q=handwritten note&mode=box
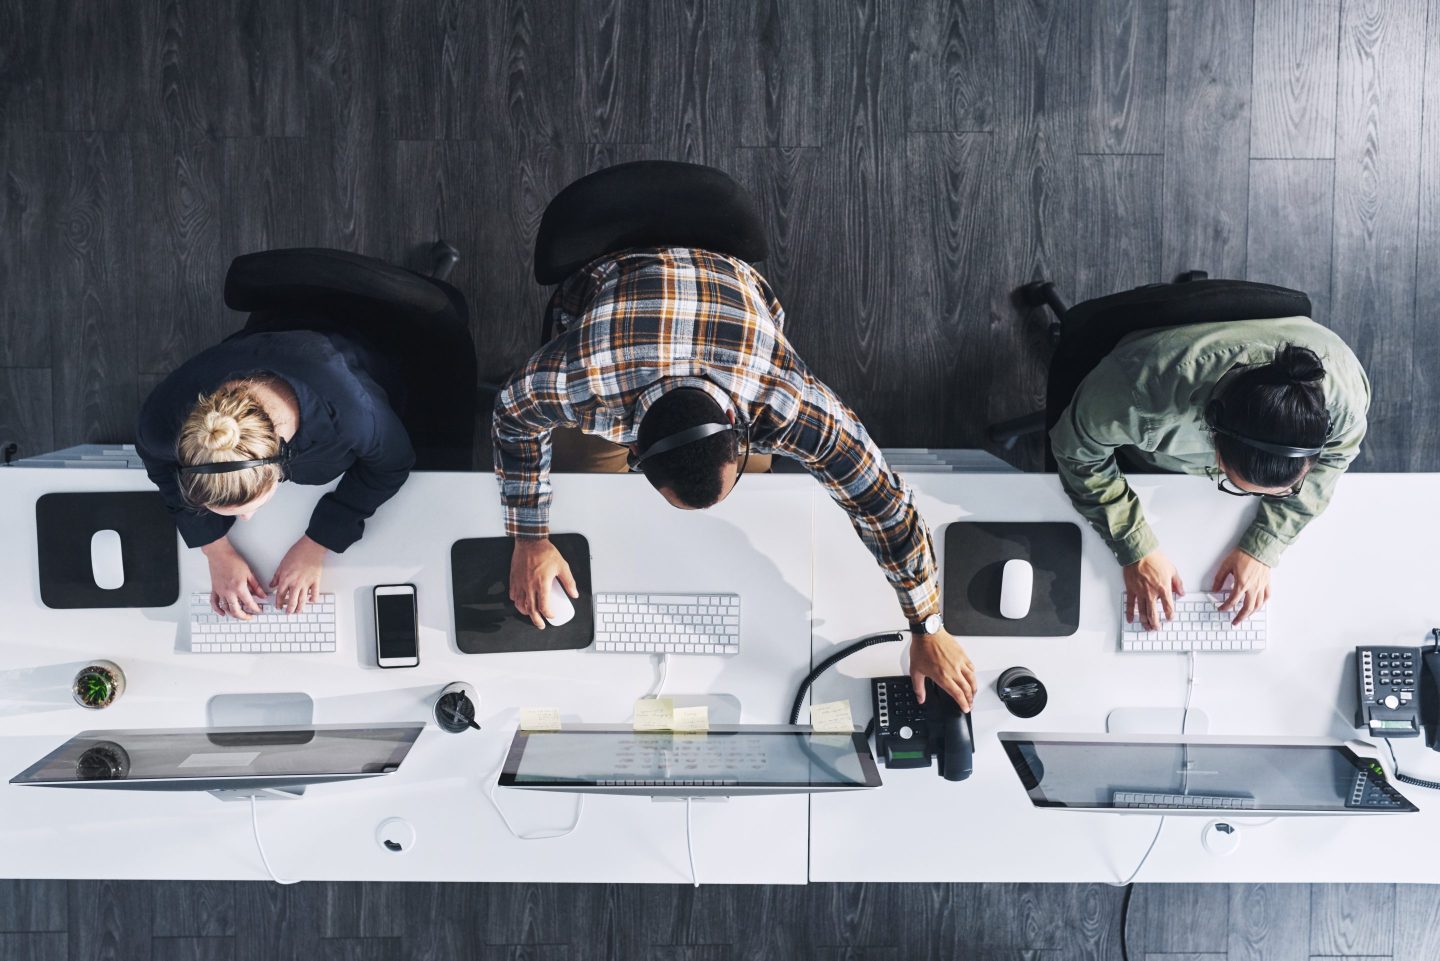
[672,705,710,732]
[633,697,675,731]
[518,707,562,731]
[809,699,855,733]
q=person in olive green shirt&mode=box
[1050,317,1370,630]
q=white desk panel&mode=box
[0,469,816,883]
[809,473,1440,883]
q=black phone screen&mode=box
[376,591,418,659]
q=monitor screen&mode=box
[999,733,1417,814]
[11,724,424,791]
[499,725,882,795]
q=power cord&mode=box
[685,797,699,887]
[248,795,300,885]
[1112,651,1199,958]
[485,734,585,840]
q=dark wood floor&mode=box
[2,0,1437,956]
[2,0,1437,471]
[1,880,1438,961]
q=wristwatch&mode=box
[908,612,943,635]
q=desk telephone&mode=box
[1354,641,1440,748]
[870,676,974,781]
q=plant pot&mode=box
[73,660,125,710]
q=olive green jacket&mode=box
[1049,316,1370,567]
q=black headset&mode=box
[177,438,294,478]
[627,386,752,473]
[1203,399,1330,459]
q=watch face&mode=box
[916,614,942,634]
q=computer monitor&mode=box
[499,724,883,797]
[10,724,424,800]
[998,732,1418,815]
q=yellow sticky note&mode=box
[519,707,561,731]
[809,699,855,733]
[672,705,709,732]
[633,697,675,731]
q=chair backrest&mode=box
[532,161,768,286]
[225,247,456,320]
[224,247,477,470]
[1045,279,1313,431]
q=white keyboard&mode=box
[1113,791,1257,810]
[187,592,337,653]
[593,592,740,655]
[1119,591,1267,652]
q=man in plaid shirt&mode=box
[492,247,976,709]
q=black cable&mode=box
[1119,884,1135,961]
[1386,738,1440,790]
[788,632,904,724]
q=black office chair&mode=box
[223,244,478,471]
[987,271,1314,462]
[532,160,768,339]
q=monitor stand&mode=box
[204,693,316,802]
[206,692,314,728]
[1106,707,1210,735]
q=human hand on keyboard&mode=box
[1123,549,1185,631]
[270,535,327,614]
[1211,547,1270,625]
[201,536,267,619]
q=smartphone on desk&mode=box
[374,584,419,669]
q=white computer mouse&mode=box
[543,576,576,627]
[90,529,125,590]
[999,558,1033,620]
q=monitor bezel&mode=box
[996,731,1418,815]
[499,723,883,796]
[10,723,425,791]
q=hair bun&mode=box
[201,411,241,452]
[1275,344,1325,386]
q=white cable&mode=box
[685,797,700,887]
[485,737,584,841]
[1108,652,1198,887]
[248,795,300,885]
[645,653,670,699]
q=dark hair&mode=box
[636,388,737,507]
[1209,344,1329,489]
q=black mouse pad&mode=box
[942,522,1080,637]
[451,533,593,653]
[36,491,180,609]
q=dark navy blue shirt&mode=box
[136,330,415,552]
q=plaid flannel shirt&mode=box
[491,247,940,621]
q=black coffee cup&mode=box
[997,666,1047,718]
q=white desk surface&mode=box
[9,466,1440,885]
[0,469,816,883]
[808,472,1440,883]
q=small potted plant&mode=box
[72,660,125,710]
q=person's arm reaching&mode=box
[769,369,975,708]
[491,339,580,628]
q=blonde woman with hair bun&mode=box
[137,329,415,620]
